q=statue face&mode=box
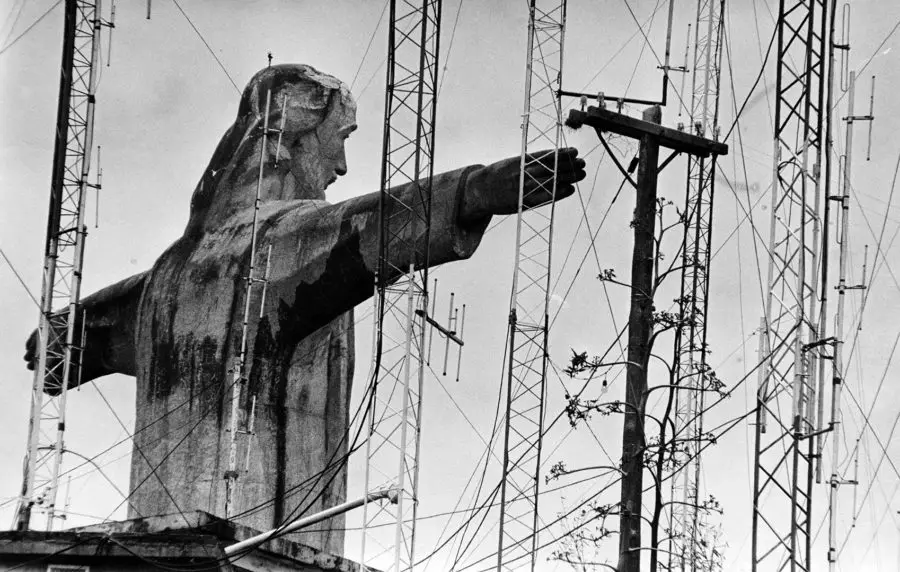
[289,100,358,199]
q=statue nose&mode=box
[335,155,347,176]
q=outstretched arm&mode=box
[24,272,145,391]
[264,148,586,339]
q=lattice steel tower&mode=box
[752,0,829,570]
[360,1,441,570]
[671,0,725,569]
[15,0,103,531]
[496,1,566,570]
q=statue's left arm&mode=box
[24,272,145,391]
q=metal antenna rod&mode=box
[427,279,438,364]
[442,293,454,376]
[455,304,466,382]
[93,146,103,228]
[827,68,870,572]
[224,89,273,519]
[677,23,692,119]
[866,75,875,160]
[106,1,115,66]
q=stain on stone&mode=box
[191,259,220,285]
[282,220,372,343]
[247,316,275,405]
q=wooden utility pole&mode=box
[619,105,661,572]
[566,102,726,572]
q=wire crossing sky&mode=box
[2,1,900,570]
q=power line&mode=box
[170,0,241,94]
[0,246,40,308]
[0,0,62,57]
[0,0,28,47]
[437,0,465,97]
[721,18,777,142]
[349,0,388,91]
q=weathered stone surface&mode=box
[26,64,585,555]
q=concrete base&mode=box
[0,511,372,572]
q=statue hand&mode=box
[23,326,68,395]
[459,147,586,223]
[24,328,38,372]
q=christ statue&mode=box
[24,64,585,554]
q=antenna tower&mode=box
[752,0,829,570]
[15,0,104,531]
[496,1,566,569]
[670,0,725,568]
[360,1,441,570]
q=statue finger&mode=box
[557,163,587,185]
[525,147,578,168]
[521,179,574,204]
[523,152,584,180]
[521,163,585,194]
[555,183,576,201]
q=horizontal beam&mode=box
[559,89,661,107]
[415,309,464,346]
[566,107,728,158]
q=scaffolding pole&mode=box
[752,1,829,570]
[496,1,566,570]
[670,1,725,570]
[360,1,441,570]
[15,0,102,532]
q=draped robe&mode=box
[74,165,490,554]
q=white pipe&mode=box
[224,488,398,557]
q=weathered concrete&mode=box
[24,63,586,556]
[1,510,373,571]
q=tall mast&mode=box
[16,0,104,531]
[752,0,829,569]
[496,1,566,569]
[671,0,725,569]
[360,1,442,570]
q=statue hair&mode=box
[185,64,356,237]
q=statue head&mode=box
[187,64,357,235]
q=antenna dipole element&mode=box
[827,69,869,572]
[496,1,566,570]
[15,0,103,531]
[360,1,441,570]
[224,90,283,519]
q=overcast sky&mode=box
[2,0,900,570]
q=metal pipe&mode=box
[225,89,272,518]
[225,488,398,557]
[828,69,856,572]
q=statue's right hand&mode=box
[459,147,585,224]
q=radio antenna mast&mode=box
[15,0,106,531]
